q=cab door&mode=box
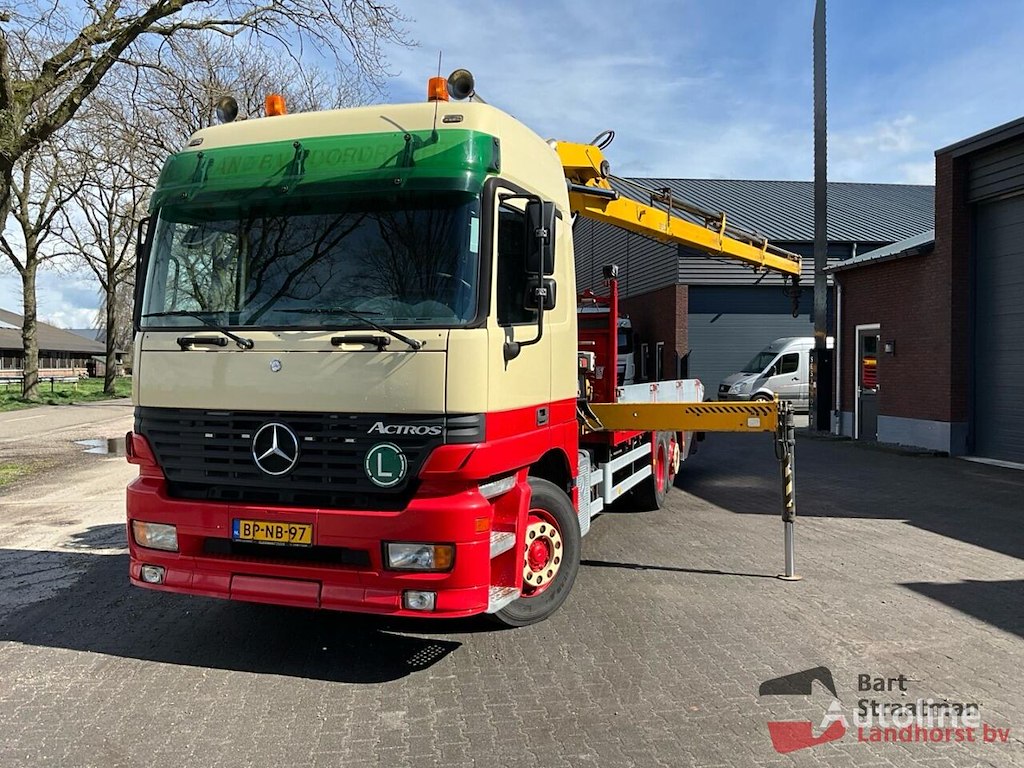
[486,188,551,417]
[764,351,801,403]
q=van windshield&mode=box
[742,351,778,374]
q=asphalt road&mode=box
[1,412,1022,768]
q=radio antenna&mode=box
[431,50,442,135]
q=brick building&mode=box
[828,116,1024,463]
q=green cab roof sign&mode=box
[150,129,500,211]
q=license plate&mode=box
[232,519,313,546]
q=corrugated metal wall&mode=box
[968,143,1024,202]
[574,218,871,294]
[573,218,677,297]
[676,241,861,286]
[687,286,816,394]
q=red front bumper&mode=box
[127,475,522,618]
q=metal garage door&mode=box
[688,313,812,397]
[974,195,1024,462]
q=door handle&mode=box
[791,377,799,381]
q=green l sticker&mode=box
[364,442,408,488]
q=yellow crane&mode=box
[556,134,803,279]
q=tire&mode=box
[632,432,670,511]
[752,393,773,402]
[491,477,581,627]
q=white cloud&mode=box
[0,269,101,328]
[383,1,1024,186]
[830,116,931,183]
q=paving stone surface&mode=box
[1,427,1021,767]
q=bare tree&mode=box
[0,135,83,399]
[0,1,408,193]
[0,0,409,398]
[66,34,370,395]
[59,96,151,394]
[131,32,369,158]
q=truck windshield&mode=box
[141,191,481,329]
[742,350,778,374]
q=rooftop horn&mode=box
[447,69,485,103]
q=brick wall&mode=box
[936,153,972,423]
[838,151,971,424]
[838,253,949,421]
[620,285,688,380]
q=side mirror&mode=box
[133,216,153,333]
[525,200,555,275]
[524,277,557,311]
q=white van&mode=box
[718,337,833,412]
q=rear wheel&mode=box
[491,477,581,627]
[633,432,670,510]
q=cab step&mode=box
[489,531,516,558]
[486,586,519,613]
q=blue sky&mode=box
[4,0,1024,325]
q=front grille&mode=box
[136,407,483,511]
[719,385,730,396]
[202,538,371,568]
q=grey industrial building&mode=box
[573,179,935,393]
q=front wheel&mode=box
[491,477,581,627]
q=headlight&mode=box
[385,542,454,571]
[732,381,750,394]
[132,521,178,552]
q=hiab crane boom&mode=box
[125,68,803,629]
[556,133,803,281]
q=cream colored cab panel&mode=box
[136,332,447,413]
[445,328,489,413]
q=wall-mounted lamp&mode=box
[884,340,896,355]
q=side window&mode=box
[496,205,535,326]
[778,353,800,375]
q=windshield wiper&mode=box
[142,310,254,350]
[279,307,423,350]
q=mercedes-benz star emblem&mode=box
[251,422,300,476]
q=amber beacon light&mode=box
[265,93,287,116]
[427,76,449,102]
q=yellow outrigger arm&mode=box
[589,400,780,433]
